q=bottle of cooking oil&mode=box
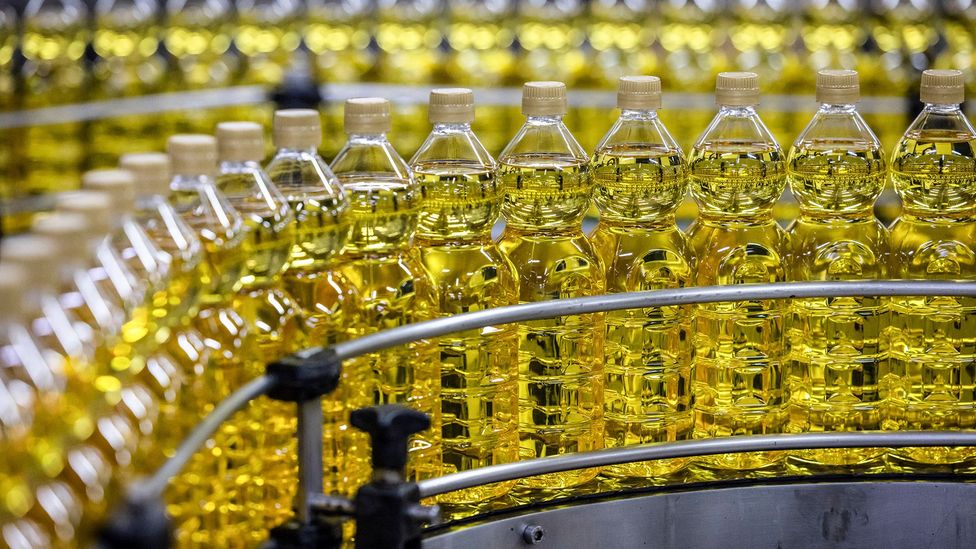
[687,72,789,476]
[786,69,889,472]
[497,81,605,493]
[331,98,441,483]
[235,0,302,86]
[888,69,976,471]
[215,121,304,530]
[408,88,519,504]
[265,109,362,496]
[590,76,693,481]
[165,134,256,546]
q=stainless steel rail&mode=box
[417,431,976,498]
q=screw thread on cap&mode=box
[0,264,27,320]
[119,152,172,198]
[522,81,568,117]
[617,76,662,110]
[217,121,266,163]
[273,109,322,150]
[82,169,137,214]
[344,98,392,134]
[56,191,114,238]
[715,72,760,107]
[920,69,965,105]
[816,69,860,104]
[429,88,475,125]
[167,134,218,177]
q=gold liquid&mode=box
[888,131,976,468]
[590,149,693,479]
[338,178,441,485]
[688,144,788,473]
[787,143,889,469]
[498,158,604,490]
[413,166,519,504]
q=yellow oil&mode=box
[590,147,693,479]
[235,0,302,85]
[888,130,976,470]
[337,177,441,484]
[688,144,789,473]
[497,158,605,491]
[412,165,519,504]
[787,141,889,469]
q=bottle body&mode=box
[687,105,789,473]
[498,124,605,490]
[590,111,694,479]
[785,104,890,470]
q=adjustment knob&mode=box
[351,405,430,473]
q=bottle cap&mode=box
[82,169,136,214]
[32,212,92,264]
[920,69,965,105]
[119,152,172,197]
[816,69,860,104]
[1,235,61,291]
[55,191,113,237]
[428,88,475,124]
[0,264,27,319]
[715,72,760,106]
[344,98,392,134]
[521,81,568,116]
[273,109,322,149]
[217,121,266,163]
[617,75,662,110]
[167,134,218,177]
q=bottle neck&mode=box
[924,102,962,114]
[431,122,472,134]
[346,132,390,145]
[817,103,857,114]
[220,159,263,172]
[619,109,659,121]
[717,105,758,117]
[525,115,564,126]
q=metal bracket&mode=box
[266,347,341,403]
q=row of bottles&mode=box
[3,65,975,546]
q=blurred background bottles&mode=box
[408,88,519,506]
[688,72,789,476]
[497,82,604,493]
[888,69,976,472]
[330,97,441,485]
[590,76,693,481]
[786,70,889,472]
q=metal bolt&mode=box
[522,524,545,544]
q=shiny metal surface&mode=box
[296,397,325,524]
[422,481,976,549]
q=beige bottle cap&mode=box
[119,152,172,197]
[344,98,392,134]
[273,109,322,149]
[617,75,662,110]
[715,72,760,106]
[0,263,27,319]
[56,191,114,237]
[1,235,61,290]
[920,69,965,104]
[217,121,266,163]
[167,134,218,177]
[429,88,475,124]
[32,212,92,264]
[82,169,136,214]
[522,81,568,116]
[816,69,860,104]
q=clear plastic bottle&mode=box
[164,134,255,546]
[786,69,889,471]
[687,72,789,475]
[590,76,693,480]
[215,121,303,530]
[331,98,441,484]
[497,81,605,492]
[888,69,976,471]
[408,88,519,505]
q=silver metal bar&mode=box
[332,280,976,362]
[295,397,325,524]
[417,431,976,498]
[137,375,275,498]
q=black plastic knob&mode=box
[350,406,430,473]
[266,347,341,402]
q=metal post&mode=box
[295,397,324,525]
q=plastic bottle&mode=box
[408,88,519,504]
[497,81,605,492]
[590,76,693,480]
